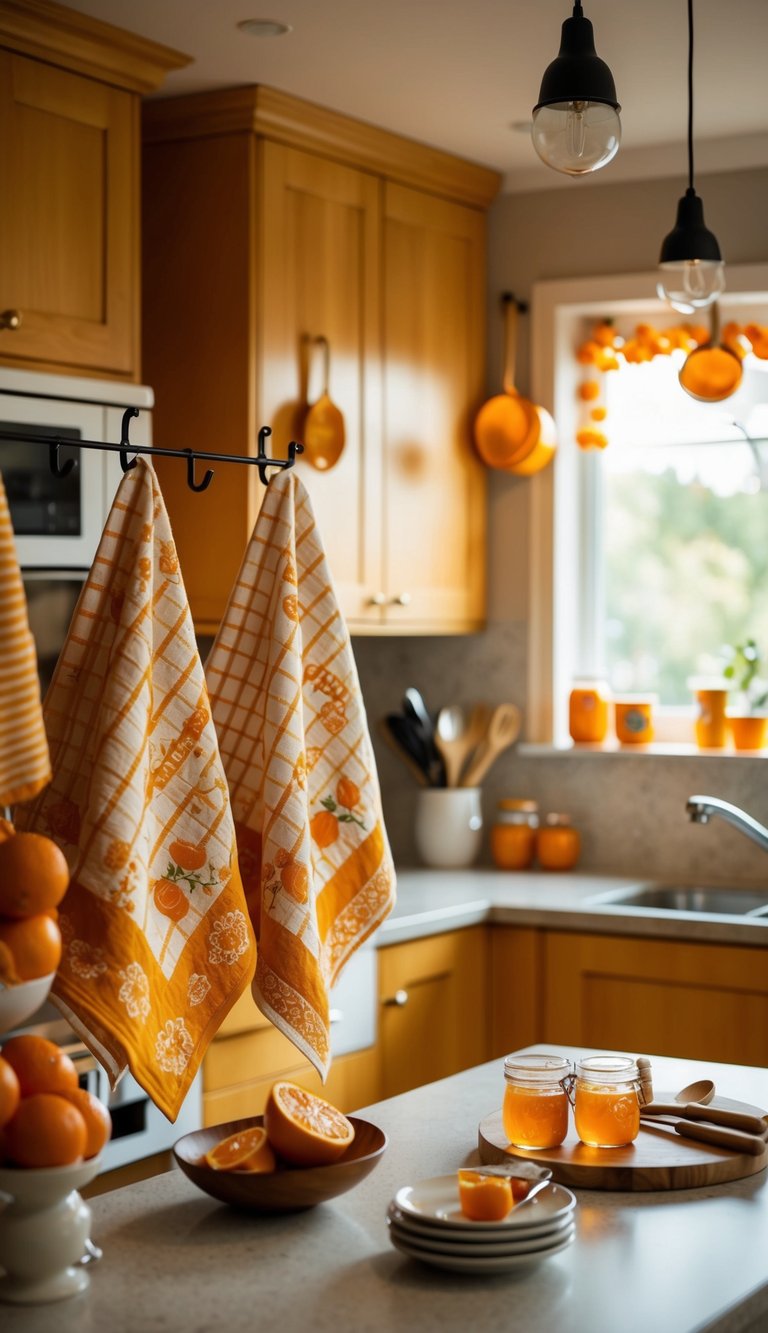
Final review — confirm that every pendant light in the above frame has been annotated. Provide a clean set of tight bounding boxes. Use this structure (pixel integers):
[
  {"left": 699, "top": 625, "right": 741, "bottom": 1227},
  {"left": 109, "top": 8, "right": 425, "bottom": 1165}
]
[
  {"left": 657, "top": 0, "right": 725, "bottom": 314},
  {"left": 531, "top": 2, "right": 621, "bottom": 176}
]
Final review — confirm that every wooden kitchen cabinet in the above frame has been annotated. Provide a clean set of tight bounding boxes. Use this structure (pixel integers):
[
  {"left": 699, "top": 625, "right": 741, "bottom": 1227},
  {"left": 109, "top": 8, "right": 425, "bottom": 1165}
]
[
  {"left": 488, "top": 926, "right": 544, "bottom": 1058},
  {"left": 0, "top": 0, "right": 187, "bottom": 381},
  {"left": 202, "top": 988, "right": 380, "bottom": 1126},
  {"left": 542, "top": 930, "right": 768, "bottom": 1068},
  {"left": 142, "top": 86, "right": 499, "bottom": 635},
  {"left": 378, "top": 926, "right": 490, "bottom": 1099}
]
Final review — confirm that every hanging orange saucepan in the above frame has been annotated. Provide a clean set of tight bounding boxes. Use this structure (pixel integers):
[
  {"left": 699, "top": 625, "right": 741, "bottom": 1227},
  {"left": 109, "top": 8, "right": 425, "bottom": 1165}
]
[
  {"left": 474, "top": 295, "right": 540, "bottom": 469},
  {"left": 678, "top": 302, "right": 743, "bottom": 403}
]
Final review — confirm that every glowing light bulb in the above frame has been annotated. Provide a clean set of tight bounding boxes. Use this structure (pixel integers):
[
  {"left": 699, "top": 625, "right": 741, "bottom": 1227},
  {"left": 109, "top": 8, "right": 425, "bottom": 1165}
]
[
  {"left": 531, "top": 101, "right": 620, "bottom": 175},
  {"left": 656, "top": 259, "right": 726, "bottom": 314}
]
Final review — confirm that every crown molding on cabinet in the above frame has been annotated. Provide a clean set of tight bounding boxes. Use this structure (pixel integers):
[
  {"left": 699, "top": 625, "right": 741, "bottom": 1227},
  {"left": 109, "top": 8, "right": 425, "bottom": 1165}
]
[
  {"left": 142, "top": 84, "right": 501, "bottom": 210},
  {"left": 0, "top": 0, "right": 191, "bottom": 93}
]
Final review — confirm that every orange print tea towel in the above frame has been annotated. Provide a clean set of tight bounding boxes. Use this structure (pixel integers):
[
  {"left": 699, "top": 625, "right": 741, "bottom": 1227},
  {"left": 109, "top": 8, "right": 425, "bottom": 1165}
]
[
  {"left": 0, "top": 472, "right": 51, "bottom": 807},
  {"left": 16, "top": 460, "right": 255, "bottom": 1120},
  {"left": 206, "top": 469, "right": 395, "bottom": 1079}
]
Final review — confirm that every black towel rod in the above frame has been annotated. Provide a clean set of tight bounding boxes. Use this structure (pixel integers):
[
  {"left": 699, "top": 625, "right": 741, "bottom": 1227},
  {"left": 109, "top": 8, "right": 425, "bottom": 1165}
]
[{"left": 0, "top": 410, "right": 303, "bottom": 490}]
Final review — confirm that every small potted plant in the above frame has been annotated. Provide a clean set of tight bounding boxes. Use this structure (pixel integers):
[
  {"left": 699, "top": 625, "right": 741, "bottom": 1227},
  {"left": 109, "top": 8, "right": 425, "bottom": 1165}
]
[{"left": 722, "top": 639, "right": 768, "bottom": 751}]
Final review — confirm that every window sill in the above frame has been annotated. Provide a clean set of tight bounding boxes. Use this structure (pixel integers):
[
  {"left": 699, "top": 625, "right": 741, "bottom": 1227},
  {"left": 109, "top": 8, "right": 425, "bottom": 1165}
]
[{"left": 518, "top": 741, "right": 768, "bottom": 759}]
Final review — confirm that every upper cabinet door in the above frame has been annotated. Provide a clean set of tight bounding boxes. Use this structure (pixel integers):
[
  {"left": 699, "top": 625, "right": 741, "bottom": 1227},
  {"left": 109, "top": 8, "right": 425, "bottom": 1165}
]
[
  {"left": 0, "top": 52, "right": 136, "bottom": 378},
  {"left": 259, "top": 140, "right": 383, "bottom": 626},
  {"left": 382, "top": 184, "right": 486, "bottom": 632}
]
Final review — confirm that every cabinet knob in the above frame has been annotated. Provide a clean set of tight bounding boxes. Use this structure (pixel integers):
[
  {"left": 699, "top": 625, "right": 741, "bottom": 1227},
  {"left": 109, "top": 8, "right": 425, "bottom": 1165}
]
[
  {"left": 0, "top": 309, "right": 21, "bottom": 331},
  {"left": 383, "top": 988, "right": 409, "bottom": 1007},
  {"left": 390, "top": 592, "right": 411, "bottom": 607},
  {"left": 368, "top": 591, "right": 386, "bottom": 606}
]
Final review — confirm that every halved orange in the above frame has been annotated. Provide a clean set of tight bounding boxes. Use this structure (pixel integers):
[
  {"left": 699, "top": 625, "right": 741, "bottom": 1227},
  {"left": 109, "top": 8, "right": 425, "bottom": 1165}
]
[
  {"left": 263, "top": 1081, "right": 355, "bottom": 1166},
  {"left": 457, "top": 1169, "right": 519, "bottom": 1222},
  {"left": 204, "top": 1124, "right": 276, "bottom": 1173}
]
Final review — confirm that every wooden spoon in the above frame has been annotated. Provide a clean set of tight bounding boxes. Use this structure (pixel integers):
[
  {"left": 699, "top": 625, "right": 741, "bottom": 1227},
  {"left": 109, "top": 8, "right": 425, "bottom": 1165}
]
[
  {"left": 460, "top": 703, "right": 521, "bottom": 788},
  {"left": 303, "top": 336, "right": 346, "bottom": 471},
  {"left": 674, "top": 1078, "right": 715, "bottom": 1106},
  {"left": 436, "top": 704, "right": 489, "bottom": 788},
  {"left": 639, "top": 1115, "right": 766, "bottom": 1156}
]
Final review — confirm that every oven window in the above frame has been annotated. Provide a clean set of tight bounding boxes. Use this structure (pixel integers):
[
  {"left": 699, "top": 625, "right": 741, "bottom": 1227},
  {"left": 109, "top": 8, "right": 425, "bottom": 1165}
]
[{"left": 0, "top": 422, "right": 82, "bottom": 535}]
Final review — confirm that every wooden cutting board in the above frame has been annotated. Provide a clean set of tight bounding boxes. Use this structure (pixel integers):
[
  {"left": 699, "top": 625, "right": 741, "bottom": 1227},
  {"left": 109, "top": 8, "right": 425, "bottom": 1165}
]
[{"left": 478, "top": 1093, "right": 768, "bottom": 1192}]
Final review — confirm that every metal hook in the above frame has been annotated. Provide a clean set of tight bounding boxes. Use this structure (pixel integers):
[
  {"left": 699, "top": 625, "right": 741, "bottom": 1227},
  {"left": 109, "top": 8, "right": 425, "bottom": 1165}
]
[
  {"left": 119, "top": 407, "right": 139, "bottom": 473},
  {"left": 501, "top": 292, "right": 529, "bottom": 315},
  {"left": 184, "top": 448, "right": 214, "bottom": 492},
  {"left": 48, "top": 438, "right": 76, "bottom": 479}
]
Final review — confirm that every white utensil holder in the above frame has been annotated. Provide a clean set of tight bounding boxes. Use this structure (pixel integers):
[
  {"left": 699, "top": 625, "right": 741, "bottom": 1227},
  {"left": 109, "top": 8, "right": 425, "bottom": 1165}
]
[{"left": 414, "top": 788, "right": 483, "bottom": 868}]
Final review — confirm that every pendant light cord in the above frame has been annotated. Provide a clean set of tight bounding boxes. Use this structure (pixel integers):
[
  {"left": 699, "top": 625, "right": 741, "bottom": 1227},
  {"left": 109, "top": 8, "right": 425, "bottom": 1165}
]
[{"left": 687, "top": 0, "right": 695, "bottom": 193}]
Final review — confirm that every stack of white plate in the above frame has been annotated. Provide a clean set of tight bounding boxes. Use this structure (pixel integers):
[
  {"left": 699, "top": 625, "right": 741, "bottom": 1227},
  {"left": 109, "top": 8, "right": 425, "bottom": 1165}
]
[{"left": 387, "top": 1174, "right": 577, "bottom": 1274}]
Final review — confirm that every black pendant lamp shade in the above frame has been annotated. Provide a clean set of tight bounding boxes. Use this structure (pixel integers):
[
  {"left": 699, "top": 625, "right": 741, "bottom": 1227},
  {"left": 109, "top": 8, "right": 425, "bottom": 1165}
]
[
  {"left": 657, "top": 0, "right": 725, "bottom": 312},
  {"left": 531, "top": 2, "right": 621, "bottom": 176}
]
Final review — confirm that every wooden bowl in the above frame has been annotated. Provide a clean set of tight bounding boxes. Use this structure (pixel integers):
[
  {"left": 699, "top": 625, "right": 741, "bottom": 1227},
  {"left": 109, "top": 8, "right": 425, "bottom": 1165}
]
[{"left": 173, "top": 1115, "right": 387, "bottom": 1212}]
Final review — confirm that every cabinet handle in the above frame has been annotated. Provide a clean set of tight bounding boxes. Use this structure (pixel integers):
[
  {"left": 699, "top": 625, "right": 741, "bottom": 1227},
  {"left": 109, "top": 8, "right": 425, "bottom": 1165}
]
[
  {"left": 368, "top": 592, "right": 386, "bottom": 606},
  {"left": 0, "top": 309, "right": 21, "bottom": 331},
  {"left": 390, "top": 592, "right": 411, "bottom": 607},
  {"left": 383, "top": 988, "right": 409, "bottom": 1007}
]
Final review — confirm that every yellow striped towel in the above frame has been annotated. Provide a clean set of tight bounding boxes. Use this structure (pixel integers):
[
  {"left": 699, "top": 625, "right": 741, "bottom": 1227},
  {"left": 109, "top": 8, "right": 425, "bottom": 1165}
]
[
  {"left": 206, "top": 468, "right": 396, "bottom": 1080},
  {"left": 16, "top": 460, "right": 255, "bottom": 1120},
  {"left": 0, "top": 471, "right": 51, "bottom": 807}
]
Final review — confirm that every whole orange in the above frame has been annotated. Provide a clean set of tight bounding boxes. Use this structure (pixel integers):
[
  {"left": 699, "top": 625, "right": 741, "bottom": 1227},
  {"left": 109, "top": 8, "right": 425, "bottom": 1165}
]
[
  {"left": 1, "top": 1034, "right": 79, "bottom": 1097},
  {"left": 60, "top": 1088, "right": 112, "bottom": 1158},
  {"left": 0, "top": 912, "right": 62, "bottom": 980},
  {"left": 0, "top": 832, "right": 70, "bottom": 918},
  {"left": 0, "top": 1055, "right": 21, "bottom": 1129},
  {"left": 4, "top": 1093, "right": 87, "bottom": 1167}
]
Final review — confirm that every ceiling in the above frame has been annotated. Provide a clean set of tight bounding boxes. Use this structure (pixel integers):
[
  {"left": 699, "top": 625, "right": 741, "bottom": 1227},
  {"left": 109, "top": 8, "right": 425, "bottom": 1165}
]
[{"left": 63, "top": 0, "right": 768, "bottom": 192}]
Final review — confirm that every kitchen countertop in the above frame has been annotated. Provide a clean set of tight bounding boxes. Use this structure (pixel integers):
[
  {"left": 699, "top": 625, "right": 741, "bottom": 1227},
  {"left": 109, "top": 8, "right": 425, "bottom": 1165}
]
[
  {"left": 375, "top": 868, "right": 768, "bottom": 947},
  {"left": 3, "top": 1049, "right": 767, "bottom": 1333}
]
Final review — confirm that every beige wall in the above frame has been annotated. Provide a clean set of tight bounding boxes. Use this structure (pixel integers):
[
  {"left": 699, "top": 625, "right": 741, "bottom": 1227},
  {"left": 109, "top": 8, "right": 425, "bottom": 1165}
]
[{"left": 356, "top": 166, "right": 768, "bottom": 880}]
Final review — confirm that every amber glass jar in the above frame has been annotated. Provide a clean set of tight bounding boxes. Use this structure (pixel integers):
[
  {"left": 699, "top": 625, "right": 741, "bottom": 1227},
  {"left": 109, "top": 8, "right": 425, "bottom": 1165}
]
[
  {"left": 490, "top": 800, "right": 539, "bottom": 870},
  {"left": 568, "top": 679, "right": 610, "bottom": 743},
  {"left": 536, "top": 813, "right": 581, "bottom": 871},
  {"left": 503, "top": 1053, "right": 572, "bottom": 1149},
  {"left": 572, "top": 1055, "right": 640, "bottom": 1148}
]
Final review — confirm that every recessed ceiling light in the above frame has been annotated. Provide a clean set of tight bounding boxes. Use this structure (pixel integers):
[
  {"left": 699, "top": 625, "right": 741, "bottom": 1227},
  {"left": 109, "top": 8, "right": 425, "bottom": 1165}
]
[{"left": 237, "top": 18, "right": 292, "bottom": 38}]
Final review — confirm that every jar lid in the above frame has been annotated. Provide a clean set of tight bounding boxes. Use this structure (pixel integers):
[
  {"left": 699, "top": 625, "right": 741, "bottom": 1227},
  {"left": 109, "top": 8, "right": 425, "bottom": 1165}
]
[
  {"left": 575, "top": 1055, "right": 639, "bottom": 1081},
  {"left": 544, "top": 812, "right": 573, "bottom": 827},
  {"left": 498, "top": 798, "right": 538, "bottom": 812},
  {"left": 504, "top": 1052, "right": 572, "bottom": 1084}
]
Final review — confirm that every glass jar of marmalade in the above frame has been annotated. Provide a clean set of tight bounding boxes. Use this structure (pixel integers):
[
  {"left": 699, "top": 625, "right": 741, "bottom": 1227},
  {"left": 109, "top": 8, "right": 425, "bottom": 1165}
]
[
  {"left": 490, "top": 799, "right": 539, "bottom": 870},
  {"left": 502, "top": 1053, "right": 572, "bottom": 1149},
  {"left": 572, "top": 1055, "right": 641, "bottom": 1148},
  {"left": 536, "top": 813, "right": 581, "bottom": 871}
]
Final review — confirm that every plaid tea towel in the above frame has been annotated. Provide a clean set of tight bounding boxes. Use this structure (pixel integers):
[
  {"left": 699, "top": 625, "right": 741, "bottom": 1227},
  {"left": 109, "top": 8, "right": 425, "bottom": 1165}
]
[
  {"left": 206, "top": 469, "right": 395, "bottom": 1079},
  {"left": 17, "top": 460, "right": 255, "bottom": 1120}
]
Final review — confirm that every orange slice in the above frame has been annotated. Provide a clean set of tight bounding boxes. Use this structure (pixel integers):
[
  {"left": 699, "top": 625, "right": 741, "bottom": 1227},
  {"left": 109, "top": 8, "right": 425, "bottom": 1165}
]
[
  {"left": 263, "top": 1080, "right": 355, "bottom": 1166},
  {"left": 204, "top": 1124, "right": 275, "bottom": 1172},
  {"left": 458, "top": 1169, "right": 528, "bottom": 1222}
]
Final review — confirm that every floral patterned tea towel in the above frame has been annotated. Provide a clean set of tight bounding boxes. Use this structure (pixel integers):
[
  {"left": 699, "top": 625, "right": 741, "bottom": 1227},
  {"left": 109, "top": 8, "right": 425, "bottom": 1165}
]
[
  {"left": 206, "top": 469, "right": 395, "bottom": 1079},
  {"left": 0, "top": 472, "right": 51, "bottom": 807},
  {"left": 17, "top": 460, "right": 255, "bottom": 1121}
]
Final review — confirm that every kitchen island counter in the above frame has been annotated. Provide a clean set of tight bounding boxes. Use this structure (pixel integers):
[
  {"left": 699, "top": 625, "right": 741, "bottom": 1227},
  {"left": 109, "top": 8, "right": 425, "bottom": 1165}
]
[
  {"left": 4, "top": 1050, "right": 767, "bottom": 1333},
  {"left": 377, "top": 868, "right": 768, "bottom": 946}
]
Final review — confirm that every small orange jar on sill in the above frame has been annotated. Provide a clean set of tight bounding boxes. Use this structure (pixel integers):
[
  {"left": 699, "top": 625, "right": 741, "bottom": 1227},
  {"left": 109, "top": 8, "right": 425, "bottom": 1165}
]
[
  {"left": 490, "top": 799, "right": 539, "bottom": 871},
  {"left": 568, "top": 678, "right": 610, "bottom": 744},
  {"left": 536, "top": 814, "right": 581, "bottom": 871},
  {"left": 614, "top": 695, "right": 656, "bottom": 745}
]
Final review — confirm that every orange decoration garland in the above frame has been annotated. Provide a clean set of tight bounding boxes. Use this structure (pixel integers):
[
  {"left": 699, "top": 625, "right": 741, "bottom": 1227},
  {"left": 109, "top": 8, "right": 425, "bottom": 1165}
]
[{"left": 575, "top": 318, "right": 768, "bottom": 449}]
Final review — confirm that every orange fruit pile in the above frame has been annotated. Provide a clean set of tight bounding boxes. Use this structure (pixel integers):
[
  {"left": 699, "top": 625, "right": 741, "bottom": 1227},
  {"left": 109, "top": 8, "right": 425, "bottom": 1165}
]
[
  {"left": 0, "top": 1034, "right": 111, "bottom": 1168},
  {"left": 0, "top": 826, "right": 69, "bottom": 985},
  {"left": 204, "top": 1081, "right": 355, "bottom": 1174}
]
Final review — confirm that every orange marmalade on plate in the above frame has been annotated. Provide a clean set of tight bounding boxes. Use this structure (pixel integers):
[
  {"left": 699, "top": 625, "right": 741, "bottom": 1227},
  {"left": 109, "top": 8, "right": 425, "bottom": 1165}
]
[{"left": 502, "top": 1053, "right": 571, "bottom": 1149}]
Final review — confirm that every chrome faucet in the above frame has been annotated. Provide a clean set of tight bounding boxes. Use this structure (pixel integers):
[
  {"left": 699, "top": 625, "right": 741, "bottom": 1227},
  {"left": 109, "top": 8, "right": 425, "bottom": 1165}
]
[{"left": 687, "top": 795, "right": 768, "bottom": 853}]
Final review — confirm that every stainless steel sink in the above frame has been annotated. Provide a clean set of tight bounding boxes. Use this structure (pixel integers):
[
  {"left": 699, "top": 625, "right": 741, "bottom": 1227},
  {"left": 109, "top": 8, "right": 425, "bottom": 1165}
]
[{"left": 585, "top": 884, "right": 768, "bottom": 917}]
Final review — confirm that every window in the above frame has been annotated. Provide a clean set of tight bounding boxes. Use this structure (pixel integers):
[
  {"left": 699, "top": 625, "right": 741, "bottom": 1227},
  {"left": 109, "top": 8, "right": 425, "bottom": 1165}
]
[{"left": 528, "top": 266, "right": 768, "bottom": 748}]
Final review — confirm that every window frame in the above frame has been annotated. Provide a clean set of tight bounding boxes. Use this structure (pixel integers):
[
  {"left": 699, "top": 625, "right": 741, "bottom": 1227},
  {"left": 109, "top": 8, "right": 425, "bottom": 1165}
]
[{"left": 527, "top": 263, "right": 768, "bottom": 748}]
